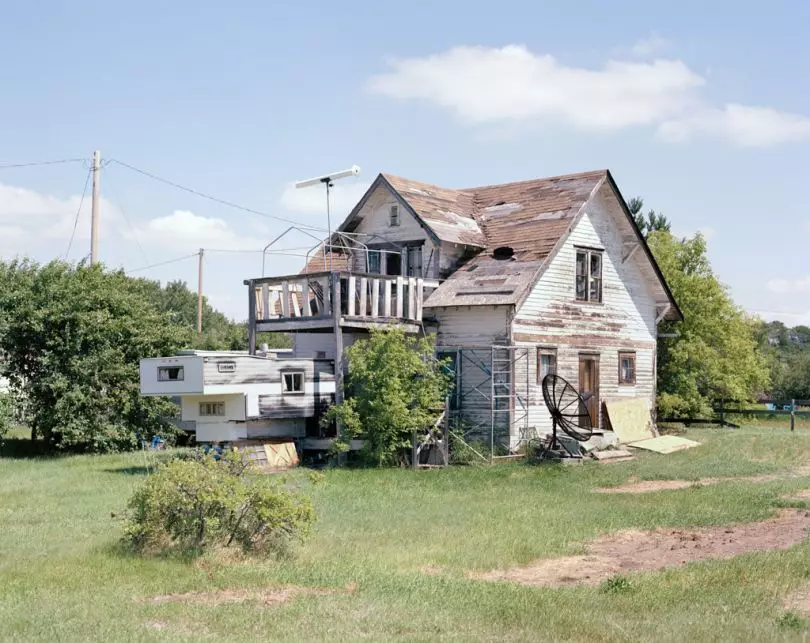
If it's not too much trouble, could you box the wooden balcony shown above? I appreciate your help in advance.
[244,271,440,334]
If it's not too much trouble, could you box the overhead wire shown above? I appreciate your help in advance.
[63,165,93,260]
[107,158,327,230]
[127,253,198,274]
[103,163,150,265]
[0,157,87,170]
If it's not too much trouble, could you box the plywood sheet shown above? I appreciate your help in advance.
[603,398,656,443]
[263,441,299,469]
[628,435,701,454]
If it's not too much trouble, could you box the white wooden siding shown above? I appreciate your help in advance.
[347,184,438,277]
[513,186,658,438]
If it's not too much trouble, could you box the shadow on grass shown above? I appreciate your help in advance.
[104,465,153,476]
[0,437,63,460]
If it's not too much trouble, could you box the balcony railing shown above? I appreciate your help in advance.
[246,271,439,329]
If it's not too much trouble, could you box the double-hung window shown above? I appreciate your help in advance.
[575,248,603,303]
[537,348,557,384]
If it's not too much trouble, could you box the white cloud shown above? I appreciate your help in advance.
[767,276,810,295]
[368,44,810,147]
[631,33,670,58]
[129,210,258,253]
[280,181,370,217]
[658,104,810,147]
[0,182,120,242]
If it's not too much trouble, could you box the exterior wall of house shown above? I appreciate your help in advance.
[512,187,658,442]
[434,305,514,445]
[347,184,439,278]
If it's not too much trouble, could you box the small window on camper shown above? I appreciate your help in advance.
[199,402,225,416]
[618,351,636,385]
[389,204,400,227]
[157,366,184,382]
[537,348,557,384]
[217,361,236,373]
[575,248,603,303]
[282,371,305,395]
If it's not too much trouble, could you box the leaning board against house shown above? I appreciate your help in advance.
[139,350,335,443]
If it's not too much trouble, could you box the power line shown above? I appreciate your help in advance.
[63,165,93,260]
[0,157,87,170]
[127,253,198,274]
[108,158,326,229]
[103,164,150,265]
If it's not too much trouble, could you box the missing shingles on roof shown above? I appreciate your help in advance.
[475,278,507,286]
[467,265,479,272]
[492,246,515,260]
[456,288,515,296]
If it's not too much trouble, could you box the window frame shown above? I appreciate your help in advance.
[367,250,381,274]
[536,347,558,385]
[618,351,636,385]
[281,370,306,396]
[406,245,423,277]
[157,365,184,382]
[199,401,225,417]
[389,204,400,227]
[575,247,604,303]
[216,361,236,373]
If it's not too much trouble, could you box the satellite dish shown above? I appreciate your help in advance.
[540,374,593,457]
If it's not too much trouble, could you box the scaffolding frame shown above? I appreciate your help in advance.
[438,345,534,460]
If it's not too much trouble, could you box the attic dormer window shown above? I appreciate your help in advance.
[389,204,400,227]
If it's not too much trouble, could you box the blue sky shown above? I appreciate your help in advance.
[0,0,808,322]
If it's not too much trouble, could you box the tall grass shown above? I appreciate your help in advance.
[2,426,810,641]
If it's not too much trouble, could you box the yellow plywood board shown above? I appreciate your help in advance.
[263,441,299,469]
[628,435,701,454]
[603,398,656,443]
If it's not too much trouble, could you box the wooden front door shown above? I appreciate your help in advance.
[578,354,600,428]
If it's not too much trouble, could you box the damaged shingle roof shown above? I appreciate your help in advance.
[379,171,607,307]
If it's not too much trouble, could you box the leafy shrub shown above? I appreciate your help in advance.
[321,329,452,466]
[600,575,633,594]
[123,451,315,557]
[777,611,805,630]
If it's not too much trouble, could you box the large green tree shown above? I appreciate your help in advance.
[628,197,672,238]
[0,260,189,451]
[649,231,770,416]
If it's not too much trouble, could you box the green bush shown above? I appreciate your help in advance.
[123,451,315,557]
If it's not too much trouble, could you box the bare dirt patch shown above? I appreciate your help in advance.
[784,584,810,613]
[471,509,810,588]
[146,583,354,606]
[594,463,810,494]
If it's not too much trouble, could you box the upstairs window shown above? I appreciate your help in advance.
[282,371,305,395]
[619,351,636,385]
[199,401,225,416]
[158,366,184,382]
[537,348,557,384]
[367,250,381,274]
[575,248,603,303]
[389,204,400,227]
[406,246,423,277]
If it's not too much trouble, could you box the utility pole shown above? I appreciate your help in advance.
[197,248,204,335]
[90,150,101,265]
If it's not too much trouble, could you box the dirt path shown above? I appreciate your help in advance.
[470,509,810,588]
[593,463,810,494]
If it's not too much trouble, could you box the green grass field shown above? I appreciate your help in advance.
[4,426,810,641]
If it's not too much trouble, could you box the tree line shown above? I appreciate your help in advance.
[0,259,288,452]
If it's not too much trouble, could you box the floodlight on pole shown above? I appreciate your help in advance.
[294,166,361,271]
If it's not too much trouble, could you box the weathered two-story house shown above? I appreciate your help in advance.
[141,169,681,453]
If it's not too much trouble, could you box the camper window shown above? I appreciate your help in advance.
[158,366,184,382]
[199,402,225,416]
[282,371,305,395]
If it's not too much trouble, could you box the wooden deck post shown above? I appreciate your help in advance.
[331,272,344,407]
[247,281,257,355]
[347,275,356,316]
[396,276,404,318]
[371,278,380,317]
